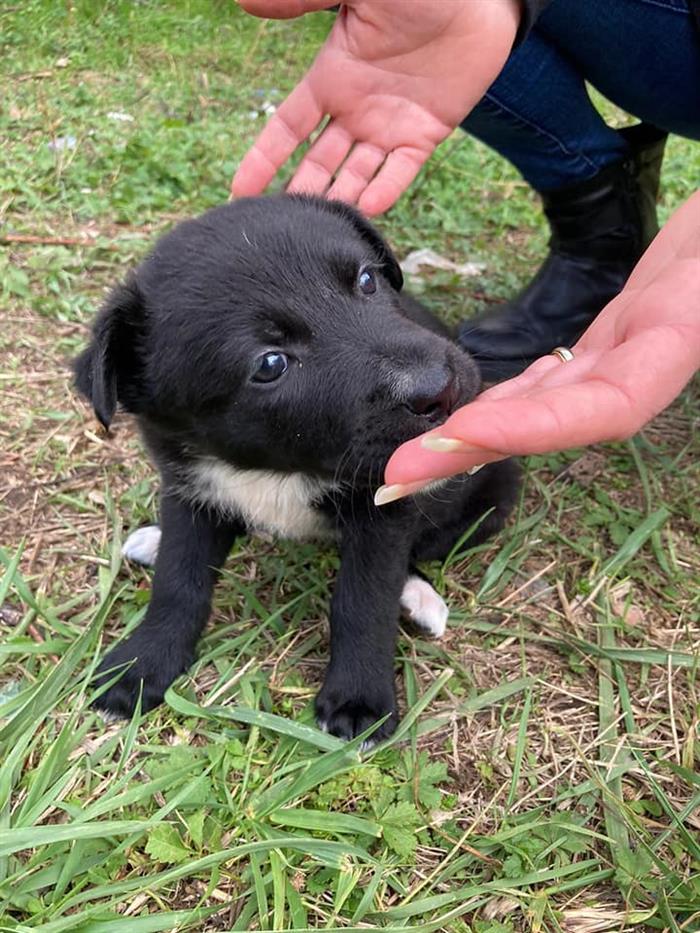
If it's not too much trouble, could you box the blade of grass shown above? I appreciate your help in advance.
[286,875,307,927]
[627,438,673,575]
[350,865,384,923]
[21,907,222,933]
[0,602,106,748]
[0,820,161,858]
[476,535,521,599]
[595,507,669,581]
[0,728,35,883]
[15,710,87,825]
[614,661,700,863]
[377,857,603,920]
[416,675,534,738]
[249,851,269,930]
[450,615,699,668]
[505,686,532,811]
[596,600,630,886]
[269,808,381,838]
[439,506,495,573]
[270,848,286,931]
[49,835,376,923]
[371,666,454,751]
[251,738,365,818]
[0,541,24,607]
[165,689,345,753]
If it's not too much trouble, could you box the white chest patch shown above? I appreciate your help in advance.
[184,458,335,540]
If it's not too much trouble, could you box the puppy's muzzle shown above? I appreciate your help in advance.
[402,364,458,424]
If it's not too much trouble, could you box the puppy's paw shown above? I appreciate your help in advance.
[122,525,161,567]
[400,575,448,638]
[92,634,192,719]
[315,678,398,746]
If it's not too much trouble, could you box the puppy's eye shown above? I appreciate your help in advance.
[252,351,288,383]
[358,267,377,296]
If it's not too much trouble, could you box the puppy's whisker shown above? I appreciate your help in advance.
[331,443,355,490]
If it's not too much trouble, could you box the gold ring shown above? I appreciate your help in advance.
[551,346,574,363]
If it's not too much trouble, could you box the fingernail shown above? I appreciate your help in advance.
[421,436,474,453]
[374,480,433,507]
[467,463,485,476]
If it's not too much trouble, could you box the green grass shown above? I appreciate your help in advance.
[1,2,699,930]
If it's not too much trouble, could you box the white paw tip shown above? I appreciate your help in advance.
[95,707,122,724]
[400,576,449,638]
[122,525,161,567]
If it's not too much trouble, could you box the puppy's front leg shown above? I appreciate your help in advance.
[316,514,414,744]
[94,492,242,718]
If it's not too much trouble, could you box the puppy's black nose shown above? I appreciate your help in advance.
[405,367,458,421]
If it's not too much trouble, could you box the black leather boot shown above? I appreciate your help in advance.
[457,123,668,381]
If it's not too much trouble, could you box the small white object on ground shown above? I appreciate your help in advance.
[400,248,485,279]
[106,111,135,122]
[47,136,76,151]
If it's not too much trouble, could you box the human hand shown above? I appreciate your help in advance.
[232,0,520,215]
[377,191,700,503]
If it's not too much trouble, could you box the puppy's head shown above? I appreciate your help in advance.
[75,195,480,487]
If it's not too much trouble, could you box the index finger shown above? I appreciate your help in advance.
[357,145,432,216]
[231,81,324,198]
[238,0,339,19]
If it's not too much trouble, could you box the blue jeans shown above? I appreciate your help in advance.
[462,0,700,191]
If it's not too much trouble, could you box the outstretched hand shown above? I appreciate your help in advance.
[379,192,700,501]
[232,0,520,215]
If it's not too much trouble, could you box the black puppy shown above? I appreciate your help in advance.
[75,195,519,742]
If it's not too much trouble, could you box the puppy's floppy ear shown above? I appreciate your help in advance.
[73,277,144,430]
[322,199,404,292]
